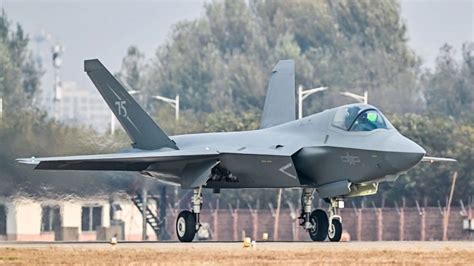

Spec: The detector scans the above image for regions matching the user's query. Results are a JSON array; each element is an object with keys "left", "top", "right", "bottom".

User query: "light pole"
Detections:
[
  {"left": 298, "top": 85, "right": 328, "bottom": 119},
  {"left": 51, "top": 44, "right": 65, "bottom": 122},
  {"left": 52, "top": 44, "right": 64, "bottom": 102},
  {"left": 340, "top": 90, "right": 368, "bottom": 104},
  {"left": 152, "top": 94, "right": 180, "bottom": 122},
  {"left": 110, "top": 90, "right": 141, "bottom": 136}
]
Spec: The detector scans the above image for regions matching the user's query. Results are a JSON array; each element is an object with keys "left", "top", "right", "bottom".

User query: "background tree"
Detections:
[
  {"left": 144, "top": 0, "right": 421, "bottom": 124},
  {"left": 120, "top": 0, "right": 471, "bottom": 207},
  {"left": 0, "top": 9, "right": 42, "bottom": 114},
  {"left": 116, "top": 46, "right": 146, "bottom": 92},
  {"left": 422, "top": 43, "right": 474, "bottom": 123},
  {"left": 0, "top": 10, "right": 131, "bottom": 197}
]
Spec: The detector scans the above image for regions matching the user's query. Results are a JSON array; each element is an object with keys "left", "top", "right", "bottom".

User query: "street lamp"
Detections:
[
  {"left": 298, "top": 85, "right": 328, "bottom": 119},
  {"left": 110, "top": 90, "right": 141, "bottom": 136},
  {"left": 52, "top": 44, "right": 64, "bottom": 102},
  {"left": 152, "top": 94, "right": 180, "bottom": 122},
  {"left": 340, "top": 90, "right": 368, "bottom": 104}
]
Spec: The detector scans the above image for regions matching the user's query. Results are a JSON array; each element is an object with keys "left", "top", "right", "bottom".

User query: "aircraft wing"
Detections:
[
  {"left": 16, "top": 149, "right": 219, "bottom": 171},
  {"left": 421, "top": 156, "right": 457, "bottom": 163}
]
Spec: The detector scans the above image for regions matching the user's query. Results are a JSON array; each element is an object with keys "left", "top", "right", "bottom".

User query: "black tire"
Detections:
[
  {"left": 176, "top": 210, "right": 196, "bottom": 242},
  {"left": 308, "top": 209, "right": 329, "bottom": 241},
  {"left": 328, "top": 218, "right": 342, "bottom": 242}
]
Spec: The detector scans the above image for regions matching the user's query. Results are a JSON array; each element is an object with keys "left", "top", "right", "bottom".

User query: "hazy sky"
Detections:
[
  {"left": 400, "top": 0, "right": 473, "bottom": 68},
  {"left": 1, "top": 0, "right": 473, "bottom": 89},
  {"left": 1, "top": 0, "right": 207, "bottom": 88}
]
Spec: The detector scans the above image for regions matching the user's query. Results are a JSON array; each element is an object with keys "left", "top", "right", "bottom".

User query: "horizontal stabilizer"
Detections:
[
  {"left": 260, "top": 60, "right": 296, "bottom": 129},
  {"left": 85, "top": 59, "right": 177, "bottom": 150}
]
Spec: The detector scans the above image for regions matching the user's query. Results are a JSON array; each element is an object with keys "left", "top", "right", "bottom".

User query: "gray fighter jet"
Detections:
[{"left": 18, "top": 59, "right": 455, "bottom": 242}]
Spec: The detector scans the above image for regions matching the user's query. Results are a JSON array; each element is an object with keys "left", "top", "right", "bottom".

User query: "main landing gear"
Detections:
[
  {"left": 298, "top": 188, "right": 344, "bottom": 242},
  {"left": 176, "top": 187, "right": 202, "bottom": 242}
]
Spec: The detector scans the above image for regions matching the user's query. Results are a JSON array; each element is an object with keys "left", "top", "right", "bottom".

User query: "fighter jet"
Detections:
[{"left": 17, "top": 59, "right": 455, "bottom": 242}]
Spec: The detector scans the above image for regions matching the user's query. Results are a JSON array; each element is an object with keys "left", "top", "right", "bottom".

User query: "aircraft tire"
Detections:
[
  {"left": 328, "top": 218, "right": 342, "bottom": 242},
  {"left": 176, "top": 210, "right": 196, "bottom": 242},
  {"left": 308, "top": 209, "right": 329, "bottom": 241}
]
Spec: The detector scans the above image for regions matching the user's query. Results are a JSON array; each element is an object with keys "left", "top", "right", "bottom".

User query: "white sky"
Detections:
[
  {"left": 400, "top": 0, "right": 473, "bottom": 69},
  {"left": 0, "top": 0, "right": 206, "bottom": 88},
  {"left": 0, "top": 0, "right": 472, "bottom": 89}
]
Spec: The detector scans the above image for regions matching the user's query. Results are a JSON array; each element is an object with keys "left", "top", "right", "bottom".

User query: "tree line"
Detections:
[{"left": 0, "top": 1, "right": 472, "bottom": 206}]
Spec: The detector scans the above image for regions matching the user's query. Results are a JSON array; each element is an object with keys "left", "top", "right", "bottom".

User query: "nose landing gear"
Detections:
[
  {"left": 328, "top": 218, "right": 342, "bottom": 242},
  {"left": 299, "top": 189, "right": 344, "bottom": 242},
  {"left": 327, "top": 198, "right": 343, "bottom": 242}
]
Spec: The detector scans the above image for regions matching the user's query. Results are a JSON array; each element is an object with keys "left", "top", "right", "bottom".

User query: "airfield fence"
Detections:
[{"left": 161, "top": 206, "right": 473, "bottom": 241}]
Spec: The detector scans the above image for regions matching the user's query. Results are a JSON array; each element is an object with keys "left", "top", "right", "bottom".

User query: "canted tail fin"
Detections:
[
  {"left": 260, "top": 59, "right": 296, "bottom": 128},
  {"left": 84, "top": 59, "right": 178, "bottom": 150}
]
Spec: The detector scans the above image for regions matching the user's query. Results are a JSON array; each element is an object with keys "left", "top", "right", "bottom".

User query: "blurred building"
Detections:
[
  {"left": 0, "top": 195, "right": 157, "bottom": 241},
  {"left": 53, "top": 81, "right": 110, "bottom": 132}
]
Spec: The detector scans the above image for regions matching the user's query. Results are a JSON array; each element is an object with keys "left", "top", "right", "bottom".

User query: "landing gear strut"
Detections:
[
  {"left": 176, "top": 187, "right": 202, "bottom": 242},
  {"left": 299, "top": 189, "right": 344, "bottom": 242}
]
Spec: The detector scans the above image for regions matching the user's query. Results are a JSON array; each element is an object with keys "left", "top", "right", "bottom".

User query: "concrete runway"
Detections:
[
  {"left": 1, "top": 241, "right": 473, "bottom": 265},
  {"left": 1, "top": 240, "right": 473, "bottom": 250}
]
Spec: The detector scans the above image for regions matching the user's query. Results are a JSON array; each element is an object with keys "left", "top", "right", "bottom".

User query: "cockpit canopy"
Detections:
[{"left": 332, "top": 105, "right": 389, "bottom": 132}]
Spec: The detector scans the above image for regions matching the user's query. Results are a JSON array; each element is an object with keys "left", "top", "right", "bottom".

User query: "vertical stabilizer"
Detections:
[
  {"left": 84, "top": 59, "right": 178, "bottom": 150},
  {"left": 260, "top": 60, "right": 296, "bottom": 128}
]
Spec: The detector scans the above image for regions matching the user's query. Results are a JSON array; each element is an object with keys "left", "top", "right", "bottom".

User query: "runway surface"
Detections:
[{"left": 1, "top": 241, "right": 473, "bottom": 265}]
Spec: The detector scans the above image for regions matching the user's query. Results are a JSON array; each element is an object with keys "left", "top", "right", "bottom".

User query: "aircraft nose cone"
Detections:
[{"left": 385, "top": 135, "right": 425, "bottom": 171}]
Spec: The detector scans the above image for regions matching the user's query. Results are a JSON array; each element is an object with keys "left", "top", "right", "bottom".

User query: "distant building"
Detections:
[
  {"left": 0, "top": 195, "right": 157, "bottom": 241},
  {"left": 53, "top": 81, "right": 111, "bottom": 132}
]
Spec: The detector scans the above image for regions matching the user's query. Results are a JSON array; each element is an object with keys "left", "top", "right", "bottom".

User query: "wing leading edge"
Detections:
[{"left": 17, "top": 150, "right": 219, "bottom": 171}]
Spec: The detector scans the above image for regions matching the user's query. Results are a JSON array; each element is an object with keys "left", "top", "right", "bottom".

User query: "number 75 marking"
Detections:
[{"left": 115, "top": 100, "right": 127, "bottom": 117}]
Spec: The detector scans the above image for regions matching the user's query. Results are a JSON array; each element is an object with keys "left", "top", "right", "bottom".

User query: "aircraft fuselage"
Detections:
[{"left": 161, "top": 104, "right": 425, "bottom": 192}]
